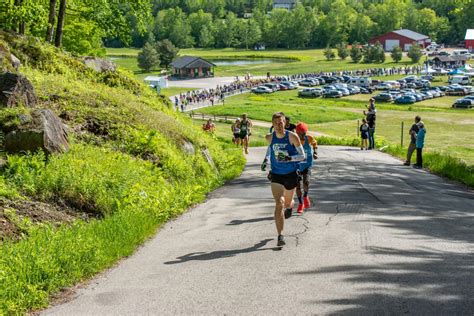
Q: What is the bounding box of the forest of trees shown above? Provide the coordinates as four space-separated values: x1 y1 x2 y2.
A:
1 0 473 56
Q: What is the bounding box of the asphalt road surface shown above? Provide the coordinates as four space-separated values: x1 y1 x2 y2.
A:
45 146 474 315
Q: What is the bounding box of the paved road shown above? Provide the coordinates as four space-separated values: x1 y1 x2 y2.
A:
45 146 474 315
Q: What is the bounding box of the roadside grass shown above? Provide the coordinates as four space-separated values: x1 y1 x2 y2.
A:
0 35 247 314
106 47 420 77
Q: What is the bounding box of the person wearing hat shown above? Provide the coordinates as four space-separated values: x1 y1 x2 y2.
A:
413 121 426 169
295 122 318 214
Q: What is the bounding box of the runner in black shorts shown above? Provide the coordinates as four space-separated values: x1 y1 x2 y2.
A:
261 112 306 246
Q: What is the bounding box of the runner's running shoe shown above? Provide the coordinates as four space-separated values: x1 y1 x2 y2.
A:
284 208 292 219
303 197 311 209
297 204 304 214
277 235 286 246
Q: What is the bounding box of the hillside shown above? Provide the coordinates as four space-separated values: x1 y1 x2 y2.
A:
0 31 244 313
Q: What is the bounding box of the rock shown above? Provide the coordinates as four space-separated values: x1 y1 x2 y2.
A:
4 109 69 154
0 72 37 108
201 148 217 171
182 141 195 155
82 56 116 73
10 54 20 71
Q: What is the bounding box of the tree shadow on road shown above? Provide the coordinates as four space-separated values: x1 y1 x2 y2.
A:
292 247 474 314
164 238 276 264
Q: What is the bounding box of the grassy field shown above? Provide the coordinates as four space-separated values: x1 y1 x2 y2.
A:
195 90 474 166
106 47 420 77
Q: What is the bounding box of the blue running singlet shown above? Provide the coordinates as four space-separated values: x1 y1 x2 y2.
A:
270 131 298 175
298 135 314 171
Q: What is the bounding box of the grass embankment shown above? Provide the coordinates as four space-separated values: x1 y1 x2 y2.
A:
194 90 474 187
106 47 420 78
0 32 245 313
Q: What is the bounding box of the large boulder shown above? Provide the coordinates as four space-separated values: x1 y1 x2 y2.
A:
0 72 37 108
82 56 116 73
4 109 69 154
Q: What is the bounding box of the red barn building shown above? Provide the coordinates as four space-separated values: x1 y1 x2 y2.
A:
369 29 430 52
466 29 474 52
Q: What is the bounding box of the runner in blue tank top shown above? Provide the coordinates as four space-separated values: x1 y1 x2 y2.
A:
261 112 306 247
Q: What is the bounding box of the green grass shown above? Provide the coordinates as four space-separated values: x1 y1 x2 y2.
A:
106 47 420 77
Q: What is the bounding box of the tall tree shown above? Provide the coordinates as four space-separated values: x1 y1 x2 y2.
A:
350 42 362 63
138 42 160 72
46 0 57 43
391 46 402 63
54 0 66 47
155 39 179 68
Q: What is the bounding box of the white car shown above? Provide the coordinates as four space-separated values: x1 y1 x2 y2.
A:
251 86 272 94
375 82 392 90
298 88 322 97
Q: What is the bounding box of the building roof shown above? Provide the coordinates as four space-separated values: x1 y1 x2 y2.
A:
170 56 215 69
273 0 296 4
392 29 429 41
466 29 474 40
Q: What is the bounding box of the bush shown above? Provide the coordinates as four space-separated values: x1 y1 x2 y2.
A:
391 46 403 63
336 42 349 60
350 42 362 63
324 47 336 61
408 44 423 63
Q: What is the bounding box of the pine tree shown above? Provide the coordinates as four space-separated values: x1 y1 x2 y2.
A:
137 43 160 72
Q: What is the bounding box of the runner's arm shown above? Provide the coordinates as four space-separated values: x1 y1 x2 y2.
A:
288 132 306 162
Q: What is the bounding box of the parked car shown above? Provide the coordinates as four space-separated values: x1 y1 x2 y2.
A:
347 86 361 94
452 99 473 109
323 90 343 98
375 82 392 90
251 86 273 94
280 81 298 90
373 93 393 102
405 93 423 102
403 75 418 83
448 75 471 85
360 87 373 94
298 88 322 97
336 88 350 96
299 79 318 87
421 75 434 81
388 89 402 98
395 95 416 104
446 86 469 96
263 82 279 91
420 91 434 99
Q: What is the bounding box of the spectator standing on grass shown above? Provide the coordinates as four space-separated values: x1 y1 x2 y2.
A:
404 116 421 166
413 121 426 169
360 119 369 150
174 96 179 110
364 107 376 150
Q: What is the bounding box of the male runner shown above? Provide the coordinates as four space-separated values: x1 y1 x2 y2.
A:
295 122 318 214
239 113 252 154
261 112 306 246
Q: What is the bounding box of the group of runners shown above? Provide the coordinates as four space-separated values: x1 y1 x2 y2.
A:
231 114 253 154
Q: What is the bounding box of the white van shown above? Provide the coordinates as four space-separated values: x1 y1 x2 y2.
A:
348 77 372 88
448 75 471 85
452 49 471 59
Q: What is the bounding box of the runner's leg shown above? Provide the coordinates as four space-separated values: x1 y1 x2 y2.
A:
271 182 285 236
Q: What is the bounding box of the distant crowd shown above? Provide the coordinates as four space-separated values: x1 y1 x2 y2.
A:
172 64 440 112
174 76 272 112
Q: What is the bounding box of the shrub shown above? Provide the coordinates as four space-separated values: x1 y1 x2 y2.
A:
350 42 362 63
391 46 403 63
